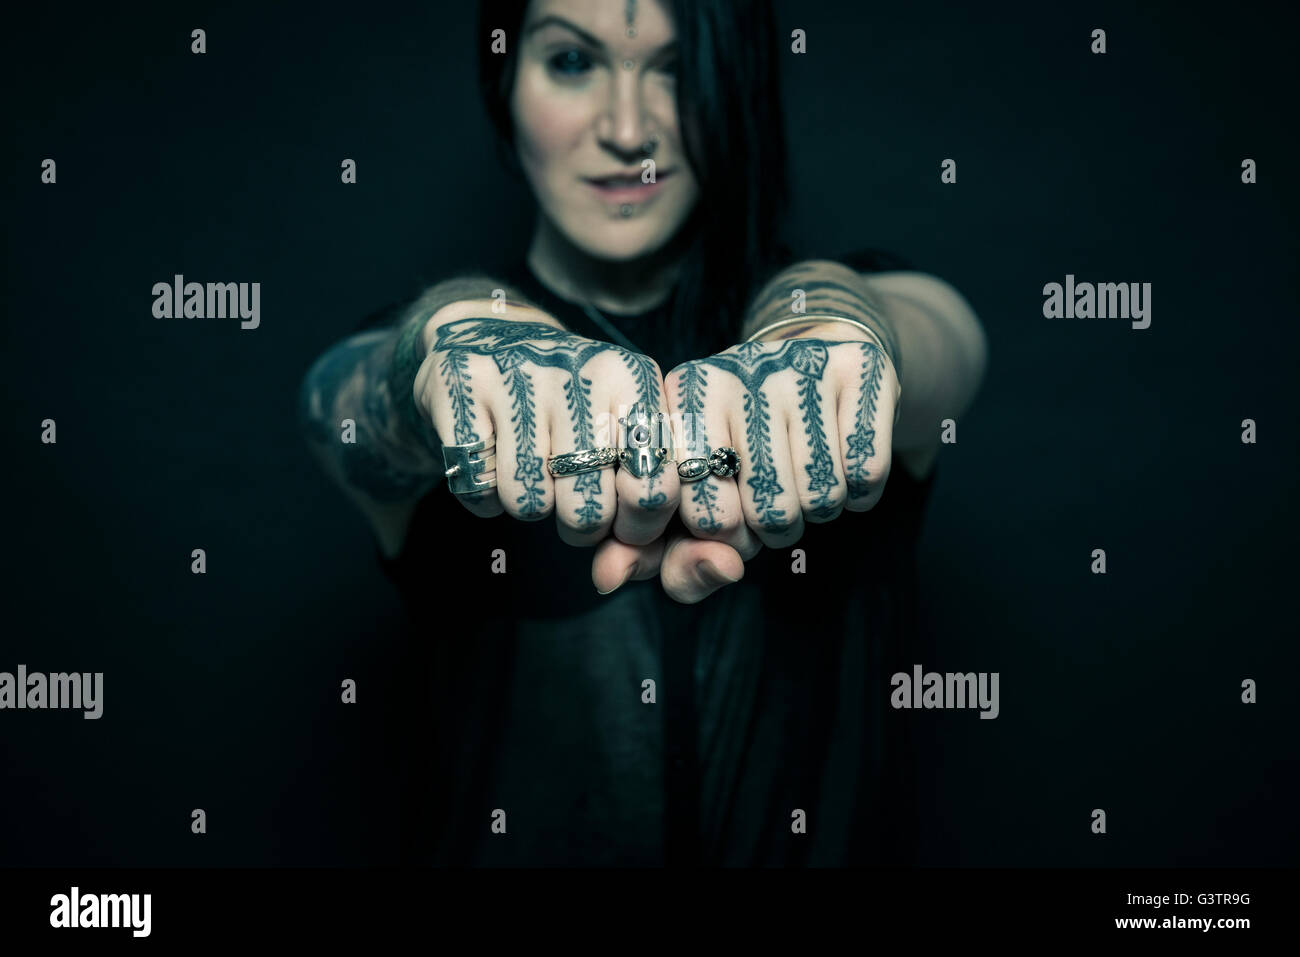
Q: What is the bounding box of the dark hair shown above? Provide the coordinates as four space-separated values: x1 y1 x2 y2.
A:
477 0 793 361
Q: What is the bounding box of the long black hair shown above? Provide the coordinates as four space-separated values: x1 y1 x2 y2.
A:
477 0 793 360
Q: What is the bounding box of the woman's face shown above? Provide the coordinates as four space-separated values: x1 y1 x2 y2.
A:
511 0 700 263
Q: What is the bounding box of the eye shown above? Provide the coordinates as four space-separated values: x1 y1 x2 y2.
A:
657 58 679 78
548 48 594 77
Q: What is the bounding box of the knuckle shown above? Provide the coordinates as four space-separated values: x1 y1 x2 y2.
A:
501 493 554 521
759 520 800 540
632 486 674 511
844 467 891 510
497 457 553 520
753 503 801 538
756 523 803 549
690 514 727 536
684 504 739 537
612 346 660 376
845 474 879 500
802 488 847 522
586 348 630 380
555 507 606 536
714 510 746 536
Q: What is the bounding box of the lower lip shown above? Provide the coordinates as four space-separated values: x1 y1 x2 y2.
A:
585 174 671 203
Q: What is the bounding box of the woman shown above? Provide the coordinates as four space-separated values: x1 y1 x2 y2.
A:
299 0 987 866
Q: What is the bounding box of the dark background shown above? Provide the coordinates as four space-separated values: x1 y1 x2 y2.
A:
2 0 1296 866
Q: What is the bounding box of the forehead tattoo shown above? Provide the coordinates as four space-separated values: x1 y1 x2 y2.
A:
626 0 636 27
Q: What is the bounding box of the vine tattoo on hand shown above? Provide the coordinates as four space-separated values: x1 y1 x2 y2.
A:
679 338 887 531
843 340 886 499
434 317 664 527
677 362 723 532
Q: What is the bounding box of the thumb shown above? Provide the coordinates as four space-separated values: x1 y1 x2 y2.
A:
591 535 665 595
659 531 746 604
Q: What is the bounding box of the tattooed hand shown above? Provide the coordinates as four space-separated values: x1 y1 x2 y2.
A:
416 304 678 547
591 331 901 602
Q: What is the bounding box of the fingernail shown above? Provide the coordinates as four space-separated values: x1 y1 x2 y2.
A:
697 559 740 587
597 564 637 596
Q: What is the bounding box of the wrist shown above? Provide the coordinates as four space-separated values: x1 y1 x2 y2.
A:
751 316 876 344
389 311 436 442
751 313 892 356
750 313 900 376
740 259 904 379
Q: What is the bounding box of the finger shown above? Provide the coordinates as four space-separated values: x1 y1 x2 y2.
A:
549 358 619 546
609 354 679 546
664 362 762 560
786 351 848 524
658 529 745 605
486 377 556 521
418 350 505 518
837 340 898 512
591 535 665 595
612 433 680 545
729 375 805 549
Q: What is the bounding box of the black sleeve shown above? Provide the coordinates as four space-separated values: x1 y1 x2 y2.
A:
354 299 407 335
371 484 437 593
375 542 406 587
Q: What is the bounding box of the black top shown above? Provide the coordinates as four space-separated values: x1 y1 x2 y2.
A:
362 249 936 866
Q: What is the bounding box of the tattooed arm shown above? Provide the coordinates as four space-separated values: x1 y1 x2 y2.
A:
297 275 546 559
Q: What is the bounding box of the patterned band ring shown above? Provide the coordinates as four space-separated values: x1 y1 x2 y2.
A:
548 447 619 477
678 446 741 481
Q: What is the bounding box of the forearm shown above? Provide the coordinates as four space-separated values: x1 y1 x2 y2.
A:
298 274 543 504
740 259 902 376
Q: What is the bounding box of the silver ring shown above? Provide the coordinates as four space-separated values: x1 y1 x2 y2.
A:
618 401 670 480
679 446 740 481
443 437 497 494
548 447 619 477
708 447 741 478
677 457 711 482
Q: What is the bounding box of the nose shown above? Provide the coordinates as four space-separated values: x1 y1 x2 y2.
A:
597 70 656 161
